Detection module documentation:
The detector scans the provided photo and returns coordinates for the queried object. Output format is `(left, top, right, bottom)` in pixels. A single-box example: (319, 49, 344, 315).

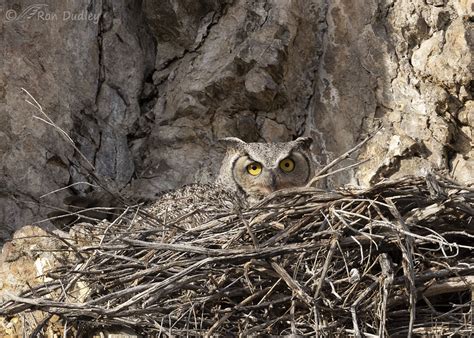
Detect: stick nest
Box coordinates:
(1, 174, 473, 336)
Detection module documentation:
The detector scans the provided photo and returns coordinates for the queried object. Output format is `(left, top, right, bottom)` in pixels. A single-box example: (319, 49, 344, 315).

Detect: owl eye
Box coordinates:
(247, 162, 262, 176)
(279, 158, 295, 173)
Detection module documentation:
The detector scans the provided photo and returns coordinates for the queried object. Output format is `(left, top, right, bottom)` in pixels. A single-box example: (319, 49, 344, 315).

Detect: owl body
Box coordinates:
(139, 137, 315, 229)
(141, 183, 245, 230)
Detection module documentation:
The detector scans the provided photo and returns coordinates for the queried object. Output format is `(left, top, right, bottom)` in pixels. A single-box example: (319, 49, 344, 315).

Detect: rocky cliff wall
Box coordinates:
(1, 0, 472, 239)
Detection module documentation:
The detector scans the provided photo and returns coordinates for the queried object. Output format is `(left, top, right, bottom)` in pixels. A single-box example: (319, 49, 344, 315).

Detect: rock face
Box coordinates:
(1, 0, 473, 237)
(0, 225, 65, 336)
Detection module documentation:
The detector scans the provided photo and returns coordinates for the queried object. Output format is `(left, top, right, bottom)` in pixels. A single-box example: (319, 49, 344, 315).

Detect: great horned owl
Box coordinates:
(56, 138, 315, 230)
(141, 137, 315, 229)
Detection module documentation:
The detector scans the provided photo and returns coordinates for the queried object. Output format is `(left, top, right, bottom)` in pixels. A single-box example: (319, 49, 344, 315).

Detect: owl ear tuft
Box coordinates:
(294, 137, 313, 150)
(220, 137, 247, 151)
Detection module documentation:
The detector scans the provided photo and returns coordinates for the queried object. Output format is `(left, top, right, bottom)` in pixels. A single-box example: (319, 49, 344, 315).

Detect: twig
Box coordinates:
(307, 129, 381, 187)
(22, 88, 95, 170)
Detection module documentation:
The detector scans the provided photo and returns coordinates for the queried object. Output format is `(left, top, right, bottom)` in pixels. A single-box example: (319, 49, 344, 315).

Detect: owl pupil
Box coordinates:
(284, 163, 289, 167)
(252, 165, 257, 170)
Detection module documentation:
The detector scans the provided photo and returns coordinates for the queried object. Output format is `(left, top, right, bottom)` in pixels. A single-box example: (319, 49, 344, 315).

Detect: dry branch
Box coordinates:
(0, 174, 473, 336)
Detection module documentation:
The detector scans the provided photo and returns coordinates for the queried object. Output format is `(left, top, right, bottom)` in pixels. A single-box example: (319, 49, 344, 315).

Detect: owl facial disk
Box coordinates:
(221, 137, 315, 201)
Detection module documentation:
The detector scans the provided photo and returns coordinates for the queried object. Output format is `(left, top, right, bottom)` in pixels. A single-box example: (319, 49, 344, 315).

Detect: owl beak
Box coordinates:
(250, 171, 278, 196)
(258, 172, 277, 195)
(269, 172, 277, 191)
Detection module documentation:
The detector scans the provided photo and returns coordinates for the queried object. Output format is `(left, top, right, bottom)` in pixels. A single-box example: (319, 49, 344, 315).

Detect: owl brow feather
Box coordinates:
(293, 136, 313, 149)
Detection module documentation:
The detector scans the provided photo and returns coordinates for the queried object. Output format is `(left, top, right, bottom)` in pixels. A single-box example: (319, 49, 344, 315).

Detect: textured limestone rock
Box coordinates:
(0, 223, 99, 336)
(311, 0, 473, 187)
(1, 1, 100, 238)
(135, 0, 324, 195)
(347, 0, 471, 186)
(1, 0, 473, 237)
(0, 225, 63, 335)
(0, 226, 61, 298)
(1, 0, 154, 237)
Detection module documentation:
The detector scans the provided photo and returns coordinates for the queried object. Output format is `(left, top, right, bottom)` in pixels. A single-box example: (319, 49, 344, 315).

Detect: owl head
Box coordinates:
(218, 137, 314, 201)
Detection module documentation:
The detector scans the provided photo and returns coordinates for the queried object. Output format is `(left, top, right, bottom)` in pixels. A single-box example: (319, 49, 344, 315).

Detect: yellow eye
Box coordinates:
(247, 162, 262, 176)
(279, 158, 295, 173)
